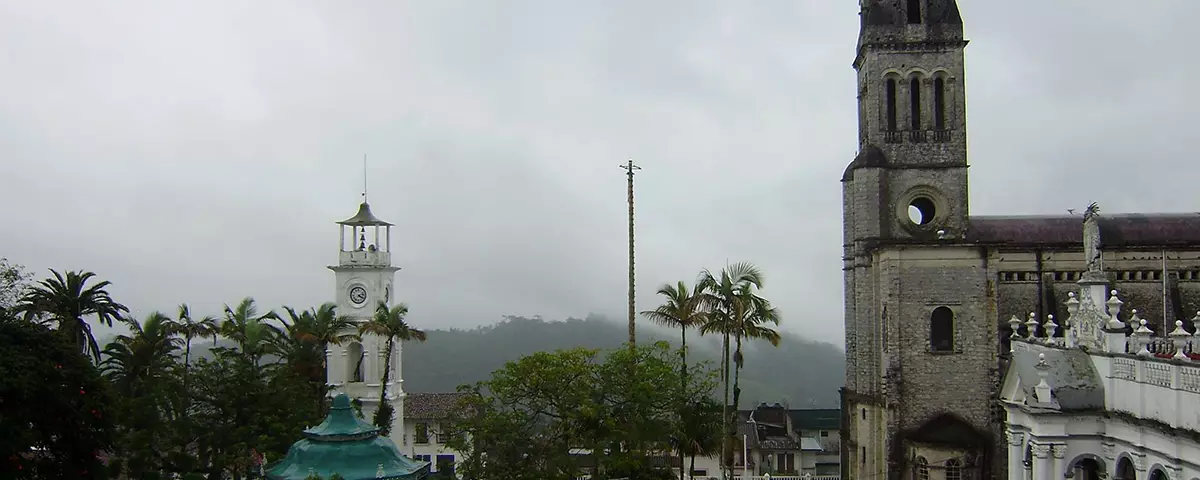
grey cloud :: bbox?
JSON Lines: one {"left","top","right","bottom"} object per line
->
{"left": 2, "top": 1, "right": 1197, "bottom": 347}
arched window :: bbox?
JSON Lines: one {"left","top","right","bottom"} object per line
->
{"left": 907, "top": 0, "right": 922, "bottom": 24}
{"left": 916, "top": 456, "right": 929, "bottom": 480}
{"left": 945, "top": 458, "right": 963, "bottom": 480}
{"left": 909, "top": 77, "right": 922, "bottom": 130}
{"left": 346, "top": 342, "right": 365, "bottom": 383}
{"left": 885, "top": 79, "right": 898, "bottom": 131}
{"left": 931, "top": 307, "right": 954, "bottom": 352}
{"left": 934, "top": 77, "right": 946, "bottom": 130}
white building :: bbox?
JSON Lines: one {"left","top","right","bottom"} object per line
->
{"left": 325, "top": 200, "right": 405, "bottom": 442}
{"left": 401, "top": 392, "right": 471, "bottom": 478}
{"left": 999, "top": 210, "right": 1200, "bottom": 480}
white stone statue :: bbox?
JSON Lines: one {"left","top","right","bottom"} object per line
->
{"left": 1083, "top": 202, "right": 1103, "bottom": 272}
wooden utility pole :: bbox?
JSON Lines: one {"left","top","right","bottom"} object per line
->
{"left": 620, "top": 159, "right": 641, "bottom": 352}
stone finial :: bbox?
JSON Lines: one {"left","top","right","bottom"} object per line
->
{"left": 1034, "top": 353, "right": 1053, "bottom": 403}
{"left": 1043, "top": 315, "right": 1059, "bottom": 345}
{"left": 1107, "top": 290, "right": 1123, "bottom": 319}
{"left": 1026, "top": 312, "right": 1041, "bottom": 340}
{"left": 1009, "top": 315, "right": 1024, "bottom": 341}
{"left": 1170, "top": 320, "right": 1191, "bottom": 360}
{"left": 1128, "top": 309, "right": 1142, "bottom": 329}
{"left": 1066, "top": 292, "right": 1080, "bottom": 316}
{"left": 1135, "top": 319, "right": 1154, "bottom": 357}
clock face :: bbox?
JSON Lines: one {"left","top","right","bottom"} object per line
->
{"left": 349, "top": 286, "right": 368, "bottom": 306}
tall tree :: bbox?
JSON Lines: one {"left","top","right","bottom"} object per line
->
{"left": 174, "top": 304, "right": 218, "bottom": 385}
{"left": 696, "top": 261, "right": 776, "bottom": 479}
{"left": 640, "top": 280, "right": 708, "bottom": 480}
{"left": 0, "top": 257, "right": 31, "bottom": 314}
{"left": 0, "top": 319, "right": 116, "bottom": 479}
{"left": 281, "top": 303, "right": 358, "bottom": 386}
{"left": 219, "top": 297, "right": 281, "bottom": 369}
{"left": 357, "top": 301, "right": 426, "bottom": 435}
{"left": 14, "top": 270, "right": 129, "bottom": 363}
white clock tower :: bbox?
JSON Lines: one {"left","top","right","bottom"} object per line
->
{"left": 327, "top": 199, "right": 405, "bottom": 441}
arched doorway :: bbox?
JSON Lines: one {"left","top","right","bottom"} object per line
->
{"left": 346, "top": 342, "right": 365, "bottom": 382}
{"left": 1114, "top": 457, "right": 1135, "bottom": 480}
{"left": 1070, "top": 457, "right": 1104, "bottom": 480}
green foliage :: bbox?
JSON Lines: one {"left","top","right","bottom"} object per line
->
{"left": 13, "top": 269, "right": 130, "bottom": 363}
{"left": 0, "top": 257, "right": 31, "bottom": 312}
{"left": 0, "top": 320, "right": 116, "bottom": 479}
{"left": 448, "top": 341, "right": 720, "bottom": 480}
{"left": 374, "top": 400, "right": 395, "bottom": 436}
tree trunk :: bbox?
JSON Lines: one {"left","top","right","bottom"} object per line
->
{"left": 379, "top": 337, "right": 394, "bottom": 401}
{"left": 679, "top": 328, "right": 687, "bottom": 480}
{"left": 732, "top": 332, "right": 744, "bottom": 470}
{"left": 720, "top": 330, "right": 730, "bottom": 480}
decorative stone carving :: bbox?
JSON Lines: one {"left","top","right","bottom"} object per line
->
{"left": 1031, "top": 443, "right": 1051, "bottom": 459}
{"left": 1006, "top": 430, "right": 1024, "bottom": 446}
{"left": 1100, "top": 442, "right": 1115, "bottom": 460}
{"left": 1051, "top": 444, "right": 1067, "bottom": 459}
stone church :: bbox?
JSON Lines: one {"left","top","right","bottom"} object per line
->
{"left": 839, "top": 1, "right": 1200, "bottom": 480}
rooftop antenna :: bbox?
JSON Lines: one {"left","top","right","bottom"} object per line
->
{"left": 362, "top": 154, "right": 368, "bottom": 203}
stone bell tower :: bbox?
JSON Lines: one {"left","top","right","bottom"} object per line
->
{"left": 326, "top": 199, "right": 404, "bottom": 441}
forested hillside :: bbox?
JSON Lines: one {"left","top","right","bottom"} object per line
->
{"left": 110, "top": 314, "right": 846, "bottom": 408}
{"left": 403, "top": 315, "right": 845, "bottom": 408}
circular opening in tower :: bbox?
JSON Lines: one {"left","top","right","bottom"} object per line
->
{"left": 908, "top": 197, "right": 937, "bottom": 225}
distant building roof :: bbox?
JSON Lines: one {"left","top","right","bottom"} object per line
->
{"left": 790, "top": 408, "right": 841, "bottom": 431}
{"left": 404, "top": 392, "right": 471, "bottom": 420}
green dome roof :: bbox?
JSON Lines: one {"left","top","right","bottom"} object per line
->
{"left": 266, "top": 394, "right": 429, "bottom": 480}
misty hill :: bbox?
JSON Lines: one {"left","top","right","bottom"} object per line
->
{"left": 404, "top": 315, "right": 845, "bottom": 408}
{"left": 100, "top": 315, "right": 845, "bottom": 408}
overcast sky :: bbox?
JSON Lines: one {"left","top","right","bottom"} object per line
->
{"left": 1, "top": 1, "right": 1195, "bottom": 346}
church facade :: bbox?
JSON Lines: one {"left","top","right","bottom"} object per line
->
{"left": 999, "top": 210, "right": 1200, "bottom": 480}
{"left": 840, "top": 2, "right": 1200, "bottom": 480}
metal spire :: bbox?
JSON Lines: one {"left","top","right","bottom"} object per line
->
{"left": 363, "top": 154, "right": 368, "bottom": 202}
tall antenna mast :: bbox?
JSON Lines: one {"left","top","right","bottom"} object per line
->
{"left": 1163, "top": 250, "right": 1169, "bottom": 330}
{"left": 620, "top": 159, "right": 641, "bottom": 352}
{"left": 363, "top": 154, "right": 368, "bottom": 202}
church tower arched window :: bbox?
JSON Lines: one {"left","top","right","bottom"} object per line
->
{"left": 916, "top": 456, "right": 929, "bottom": 480}
{"left": 907, "top": 0, "right": 922, "bottom": 24}
{"left": 885, "top": 79, "right": 898, "bottom": 131}
{"left": 931, "top": 306, "right": 955, "bottom": 352}
{"left": 910, "top": 77, "right": 922, "bottom": 130}
{"left": 934, "top": 77, "right": 946, "bottom": 130}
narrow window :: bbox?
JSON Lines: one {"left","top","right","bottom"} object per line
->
{"left": 930, "top": 306, "right": 954, "bottom": 352}
{"left": 885, "top": 79, "right": 898, "bottom": 131}
{"left": 415, "top": 422, "right": 430, "bottom": 444}
{"left": 934, "top": 77, "right": 946, "bottom": 130}
{"left": 946, "top": 459, "right": 964, "bottom": 480}
{"left": 917, "top": 457, "right": 929, "bottom": 480}
{"left": 909, "top": 77, "right": 922, "bottom": 130}
{"left": 907, "top": 0, "right": 922, "bottom": 24}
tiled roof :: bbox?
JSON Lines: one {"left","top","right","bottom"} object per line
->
{"left": 968, "top": 213, "right": 1200, "bottom": 248}
{"left": 404, "top": 392, "right": 471, "bottom": 420}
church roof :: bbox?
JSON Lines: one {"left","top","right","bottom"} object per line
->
{"left": 1008, "top": 349, "right": 1104, "bottom": 412}
{"left": 968, "top": 213, "right": 1200, "bottom": 248}
{"left": 841, "top": 144, "right": 889, "bottom": 181}
{"left": 338, "top": 202, "right": 393, "bottom": 227}
{"left": 266, "top": 394, "right": 429, "bottom": 480}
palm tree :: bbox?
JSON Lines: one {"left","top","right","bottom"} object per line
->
{"left": 282, "top": 303, "right": 359, "bottom": 387}
{"left": 14, "top": 269, "right": 129, "bottom": 363}
{"left": 100, "top": 311, "right": 181, "bottom": 398}
{"left": 358, "top": 300, "right": 426, "bottom": 435}
{"left": 219, "top": 297, "right": 281, "bottom": 369}
{"left": 696, "top": 261, "right": 775, "bottom": 479}
{"left": 641, "top": 280, "right": 707, "bottom": 480}
{"left": 174, "top": 304, "right": 218, "bottom": 379}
